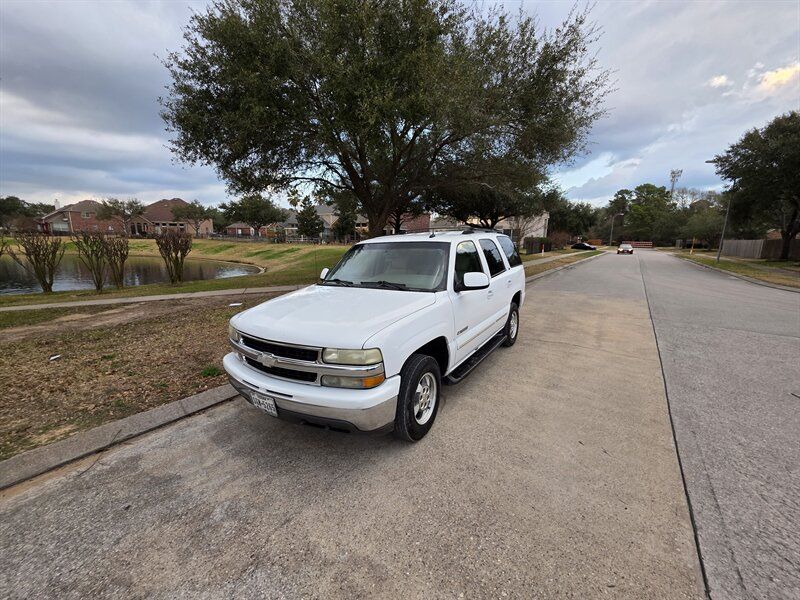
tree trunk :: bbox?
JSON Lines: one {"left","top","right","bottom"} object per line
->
{"left": 780, "top": 233, "right": 793, "bottom": 260}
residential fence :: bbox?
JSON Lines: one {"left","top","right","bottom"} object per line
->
{"left": 721, "top": 239, "right": 800, "bottom": 260}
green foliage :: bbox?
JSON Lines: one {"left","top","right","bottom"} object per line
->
{"left": 546, "top": 194, "right": 597, "bottom": 237}
{"left": 220, "top": 194, "right": 287, "bottom": 233}
{"left": 96, "top": 198, "right": 144, "bottom": 226}
{"left": 295, "top": 197, "right": 324, "bottom": 238}
{"left": 171, "top": 200, "right": 211, "bottom": 235}
{"left": 714, "top": 111, "right": 800, "bottom": 259}
{"left": 0, "top": 196, "right": 55, "bottom": 229}
{"left": 161, "top": 0, "right": 609, "bottom": 236}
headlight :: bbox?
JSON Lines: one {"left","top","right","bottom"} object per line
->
{"left": 322, "top": 348, "right": 382, "bottom": 365}
{"left": 320, "top": 373, "right": 386, "bottom": 389}
{"left": 228, "top": 324, "right": 240, "bottom": 343}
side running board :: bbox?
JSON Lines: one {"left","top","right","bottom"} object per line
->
{"left": 444, "top": 332, "right": 507, "bottom": 385}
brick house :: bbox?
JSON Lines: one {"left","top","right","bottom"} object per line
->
{"left": 39, "top": 198, "right": 213, "bottom": 237}
{"left": 142, "top": 198, "right": 214, "bottom": 237}
{"left": 39, "top": 200, "right": 125, "bottom": 234}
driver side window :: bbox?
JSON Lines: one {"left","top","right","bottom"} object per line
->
{"left": 454, "top": 241, "right": 483, "bottom": 287}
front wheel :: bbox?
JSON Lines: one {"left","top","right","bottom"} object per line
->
{"left": 393, "top": 354, "right": 441, "bottom": 442}
{"left": 502, "top": 302, "right": 520, "bottom": 347}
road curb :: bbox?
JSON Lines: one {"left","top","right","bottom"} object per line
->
{"left": 525, "top": 251, "right": 605, "bottom": 285}
{"left": 675, "top": 255, "right": 799, "bottom": 294}
{"left": 0, "top": 384, "right": 239, "bottom": 490}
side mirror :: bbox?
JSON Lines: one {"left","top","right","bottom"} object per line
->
{"left": 319, "top": 267, "right": 329, "bottom": 280}
{"left": 459, "top": 272, "right": 489, "bottom": 291}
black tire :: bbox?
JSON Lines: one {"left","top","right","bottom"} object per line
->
{"left": 393, "top": 354, "right": 441, "bottom": 442}
{"left": 502, "top": 302, "right": 520, "bottom": 347}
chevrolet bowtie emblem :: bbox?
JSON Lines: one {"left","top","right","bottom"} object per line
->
{"left": 259, "top": 353, "right": 277, "bottom": 367}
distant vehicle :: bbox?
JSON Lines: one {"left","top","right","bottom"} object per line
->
{"left": 617, "top": 244, "right": 634, "bottom": 255}
{"left": 571, "top": 242, "right": 596, "bottom": 250}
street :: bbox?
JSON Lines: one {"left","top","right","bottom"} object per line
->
{"left": 1, "top": 251, "right": 797, "bottom": 599}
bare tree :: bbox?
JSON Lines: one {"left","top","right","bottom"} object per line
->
{"left": 9, "top": 232, "right": 66, "bottom": 293}
{"left": 104, "top": 236, "right": 129, "bottom": 289}
{"left": 72, "top": 232, "right": 108, "bottom": 292}
{"left": 154, "top": 230, "right": 192, "bottom": 283}
{"left": 97, "top": 197, "right": 145, "bottom": 235}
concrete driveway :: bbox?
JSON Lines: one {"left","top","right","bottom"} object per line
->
{"left": 1, "top": 254, "right": 706, "bottom": 599}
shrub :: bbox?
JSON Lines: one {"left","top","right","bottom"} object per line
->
{"left": 154, "top": 230, "right": 192, "bottom": 283}
{"left": 72, "top": 231, "right": 108, "bottom": 292}
{"left": 104, "top": 235, "right": 129, "bottom": 289}
{"left": 9, "top": 232, "right": 66, "bottom": 293}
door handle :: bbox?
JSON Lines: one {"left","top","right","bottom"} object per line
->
{"left": 487, "top": 290, "right": 494, "bottom": 298}
{"left": 506, "top": 280, "right": 512, "bottom": 287}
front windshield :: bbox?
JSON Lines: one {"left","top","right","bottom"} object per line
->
{"left": 322, "top": 241, "right": 449, "bottom": 292}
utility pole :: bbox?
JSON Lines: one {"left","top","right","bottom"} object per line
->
{"left": 609, "top": 213, "right": 623, "bottom": 247}
{"left": 704, "top": 158, "right": 728, "bottom": 263}
{"left": 716, "top": 194, "right": 732, "bottom": 263}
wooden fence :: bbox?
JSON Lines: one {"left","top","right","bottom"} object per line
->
{"left": 721, "top": 239, "right": 800, "bottom": 259}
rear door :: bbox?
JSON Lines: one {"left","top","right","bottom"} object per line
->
{"left": 496, "top": 235, "right": 524, "bottom": 306}
{"left": 449, "top": 240, "right": 496, "bottom": 364}
{"left": 478, "top": 238, "right": 511, "bottom": 331}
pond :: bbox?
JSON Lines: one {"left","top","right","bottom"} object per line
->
{"left": 0, "top": 254, "right": 260, "bottom": 295}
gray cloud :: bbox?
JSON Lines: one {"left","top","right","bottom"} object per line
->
{"left": 1, "top": 0, "right": 798, "bottom": 208}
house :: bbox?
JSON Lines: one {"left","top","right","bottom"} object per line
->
{"left": 260, "top": 205, "right": 370, "bottom": 240}
{"left": 383, "top": 212, "right": 431, "bottom": 235}
{"left": 39, "top": 200, "right": 125, "bottom": 234}
{"left": 39, "top": 197, "right": 214, "bottom": 237}
{"left": 225, "top": 222, "right": 256, "bottom": 236}
{"left": 429, "top": 212, "right": 549, "bottom": 241}
{"left": 142, "top": 198, "right": 214, "bottom": 237}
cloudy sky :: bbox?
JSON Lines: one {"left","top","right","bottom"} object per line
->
{"left": 1, "top": 1, "right": 798, "bottom": 208}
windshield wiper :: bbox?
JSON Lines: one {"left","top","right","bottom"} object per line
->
{"left": 323, "top": 278, "right": 354, "bottom": 287}
{"left": 361, "top": 280, "right": 408, "bottom": 290}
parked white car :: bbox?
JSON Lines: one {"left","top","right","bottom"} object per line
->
{"left": 224, "top": 229, "right": 526, "bottom": 441}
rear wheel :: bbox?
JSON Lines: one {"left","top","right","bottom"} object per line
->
{"left": 393, "top": 354, "right": 441, "bottom": 442}
{"left": 502, "top": 302, "right": 519, "bottom": 347}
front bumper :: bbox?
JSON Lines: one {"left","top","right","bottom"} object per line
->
{"left": 223, "top": 352, "right": 399, "bottom": 432}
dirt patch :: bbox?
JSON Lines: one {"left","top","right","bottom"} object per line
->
{"left": 0, "top": 293, "right": 283, "bottom": 460}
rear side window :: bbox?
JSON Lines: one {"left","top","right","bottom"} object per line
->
{"left": 479, "top": 239, "right": 507, "bottom": 276}
{"left": 454, "top": 241, "right": 483, "bottom": 286}
{"left": 497, "top": 236, "right": 522, "bottom": 267}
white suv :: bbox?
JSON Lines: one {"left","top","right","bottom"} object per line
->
{"left": 224, "top": 229, "right": 526, "bottom": 441}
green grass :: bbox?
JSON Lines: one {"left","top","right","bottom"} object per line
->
{"left": 201, "top": 365, "right": 222, "bottom": 377}
{"left": 524, "top": 250, "right": 602, "bottom": 277}
{"left": 521, "top": 248, "right": 582, "bottom": 261}
{"left": 677, "top": 253, "right": 800, "bottom": 289}
{"left": 0, "top": 242, "right": 350, "bottom": 308}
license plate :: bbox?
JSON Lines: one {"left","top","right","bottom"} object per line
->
{"left": 250, "top": 392, "right": 278, "bottom": 417}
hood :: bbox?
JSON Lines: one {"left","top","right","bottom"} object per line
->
{"left": 232, "top": 284, "right": 436, "bottom": 349}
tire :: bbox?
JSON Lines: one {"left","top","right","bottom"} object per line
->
{"left": 393, "top": 354, "right": 441, "bottom": 442}
{"left": 502, "top": 302, "right": 520, "bottom": 347}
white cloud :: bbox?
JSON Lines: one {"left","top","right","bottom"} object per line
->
{"left": 757, "top": 62, "right": 800, "bottom": 92}
{"left": 707, "top": 75, "right": 733, "bottom": 88}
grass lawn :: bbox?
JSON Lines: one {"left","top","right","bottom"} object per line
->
{"left": 524, "top": 250, "right": 602, "bottom": 276}
{"left": 521, "top": 248, "right": 583, "bottom": 261}
{"left": 0, "top": 293, "right": 283, "bottom": 460}
{"left": 0, "top": 240, "right": 350, "bottom": 307}
{"left": 673, "top": 250, "right": 800, "bottom": 289}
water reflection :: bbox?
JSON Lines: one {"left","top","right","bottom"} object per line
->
{"left": 0, "top": 254, "right": 259, "bottom": 294}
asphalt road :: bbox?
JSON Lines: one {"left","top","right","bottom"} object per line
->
{"left": 0, "top": 252, "right": 706, "bottom": 599}
{"left": 637, "top": 252, "right": 800, "bottom": 600}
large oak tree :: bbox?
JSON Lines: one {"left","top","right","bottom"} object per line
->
{"left": 161, "top": 0, "right": 609, "bottom": 236}
{"left": 714, "top": 111, "right": 800, "bottom": 259}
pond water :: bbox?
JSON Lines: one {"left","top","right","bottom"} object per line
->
{"left": 0, "top": 254, "right": 260, "bottom": 295}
